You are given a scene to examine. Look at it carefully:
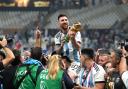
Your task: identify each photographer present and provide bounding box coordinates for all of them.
[119,47,128,89]
[105,49,126,89]
[0,37,15,70]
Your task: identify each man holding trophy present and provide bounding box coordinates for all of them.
[54,14,82,81]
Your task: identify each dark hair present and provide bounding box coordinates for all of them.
[58,14,67,20]
[31,47,42,61]
[112,49,122,61]
[41,54,48,66]
[11,49,21,66]
[0,51,6,59]
[81,48,95,59]
[98,49,110,55]
[51,51,57,56]
[51,51,63,56]
[61,56,72,63]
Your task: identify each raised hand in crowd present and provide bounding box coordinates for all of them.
[35,26,42,47]
[0,37,15,69]
[119,46,128,89]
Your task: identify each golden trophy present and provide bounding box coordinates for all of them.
[64,22,81,42]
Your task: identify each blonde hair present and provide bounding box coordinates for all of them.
[48,55,61,79]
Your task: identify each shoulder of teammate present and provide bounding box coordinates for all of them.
[54,31,62,45]
[75,31,82,43]
[55,31,62,38]
[76,31,81,36]
[94,64,106,82]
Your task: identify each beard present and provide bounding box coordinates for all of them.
[61,24,68,30]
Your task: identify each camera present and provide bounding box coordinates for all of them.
[118,39,128,65]
[124,39,128,52]
[0,35,13,43]
[0,35,13,49]
[118,39,128,51]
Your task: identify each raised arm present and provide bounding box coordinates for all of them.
[68,30,81,51]
[35,26,42,47]
[0,38,15,68]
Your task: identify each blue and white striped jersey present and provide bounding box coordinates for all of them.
[54,31,81,62]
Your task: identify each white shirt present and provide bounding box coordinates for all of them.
[78,63,106,88]
[121,71,128,89]
[54,31,81,62]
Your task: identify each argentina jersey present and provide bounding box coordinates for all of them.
[79,63,106,88]
[54,31,81,62]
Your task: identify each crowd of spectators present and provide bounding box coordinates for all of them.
[23,24,128,54]
[0,12,128,89]
[0,0,127,9]
[83,19,128,50]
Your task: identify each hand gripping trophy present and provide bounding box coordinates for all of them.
[64,22,81,42]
